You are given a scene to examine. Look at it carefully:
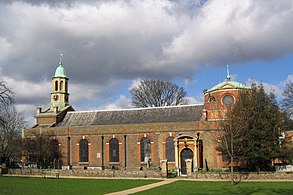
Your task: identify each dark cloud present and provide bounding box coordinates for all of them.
[1,0,293,124]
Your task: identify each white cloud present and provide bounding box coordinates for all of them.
[99,95,132,110]
[162,0,293,67]
[128,78,142,91]
[0,0,292,125]
[3,76,51,105]
[186,96,203,105]
[246,74,293,100]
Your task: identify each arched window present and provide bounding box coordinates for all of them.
[109,138,119,162]
[60,80,63,91]
[55,80,58,91]
[79,139,88,162]
[166,136,175,162]
[65,81,68,92]
[140,137,151,162]
[27,140,36,164]
[50,139,59,162]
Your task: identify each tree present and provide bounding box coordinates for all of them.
[130,80,188,107]
[217,84,284,175]
[0,80,26,166]
[0,81,14,109]
[282,80,293,118]
[0,106,26,164]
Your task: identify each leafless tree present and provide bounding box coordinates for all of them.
[130,80,188,107]
[0,81,14,109]
[0,106,26,163]
[282,80,293,118]
[0,80,26,165]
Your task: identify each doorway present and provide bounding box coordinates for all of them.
[180,148,193,175]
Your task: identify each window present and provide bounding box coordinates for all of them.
[109,138,119,162]
[222,94,234,106]
[166,137,175,162]
[79,139,88,162]
[27,140,36,163]
[60,80,63,91]
[208,96,215,102]
[65,81,68,92]
[140,137,151,162]
[55,80,58,91]
[49,139,59,162]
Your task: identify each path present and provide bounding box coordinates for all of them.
[104,179,175,195]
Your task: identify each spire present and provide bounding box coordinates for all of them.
[54,54,67,78]
[59,53,64,66]
[226,64,231,81]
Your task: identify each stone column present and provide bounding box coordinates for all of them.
[185,159,192,177]
[194,142,198,171]
[174,142,179,176]
[160,160,167,177]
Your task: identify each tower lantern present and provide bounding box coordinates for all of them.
[50,54,69,111]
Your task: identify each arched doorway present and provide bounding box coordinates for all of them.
[180,148,193,175]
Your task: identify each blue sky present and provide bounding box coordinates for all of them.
[0,0,292,125]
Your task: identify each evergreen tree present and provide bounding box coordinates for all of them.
[218,84,284,172]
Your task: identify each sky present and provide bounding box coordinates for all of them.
[0,0,292,126]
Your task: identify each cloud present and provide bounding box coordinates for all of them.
[162,0,293,67]
[1,0,293,125]
[246,74,293,100]
[99,95,132,110]
[1,0,293,85]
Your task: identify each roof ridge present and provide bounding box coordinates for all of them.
[66,104,204,114]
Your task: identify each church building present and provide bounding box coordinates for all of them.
[23,57,251,176]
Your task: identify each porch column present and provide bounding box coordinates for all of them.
[174,141,179,176]
[194,141,198,171]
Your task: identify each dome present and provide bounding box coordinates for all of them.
[206,81,251,93]
[54,65,67,78]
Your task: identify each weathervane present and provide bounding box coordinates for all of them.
[59,53,64,66]
[226,64,231,81]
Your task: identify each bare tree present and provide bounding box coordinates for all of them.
[0,81,14,109]
[130,80,188,107]
[282,80,293,118]
[0,80,26,166]
[0,106,26,163]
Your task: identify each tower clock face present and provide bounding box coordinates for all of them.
[222,94,234,106]
[53,95,59,101]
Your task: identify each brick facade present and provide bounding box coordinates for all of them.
[23,65,252,175]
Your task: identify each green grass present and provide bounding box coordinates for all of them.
[2,176,293,195]
[0,176,160,195]
[135,180,293,195]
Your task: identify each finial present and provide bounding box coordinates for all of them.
[59,53,64,66]
[226,65,231,81]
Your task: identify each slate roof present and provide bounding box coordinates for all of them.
[57,104,203,127]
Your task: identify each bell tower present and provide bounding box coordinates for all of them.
[50,54,69,111]
[35,54,74,126]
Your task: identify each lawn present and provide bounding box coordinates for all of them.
[0,176,160,195]
[135,180,293,195]
[1,176,293,195]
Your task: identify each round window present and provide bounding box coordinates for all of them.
[209,96,215,102]
[222,94,234,106]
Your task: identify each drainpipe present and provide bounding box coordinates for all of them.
[102,135,105,170]
[124,135,127,169]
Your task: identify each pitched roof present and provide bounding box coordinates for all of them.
[57,104,203,127]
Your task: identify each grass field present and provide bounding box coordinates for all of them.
[135,180,293,195]
[1,176,293,195]
[0,176,159,194]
